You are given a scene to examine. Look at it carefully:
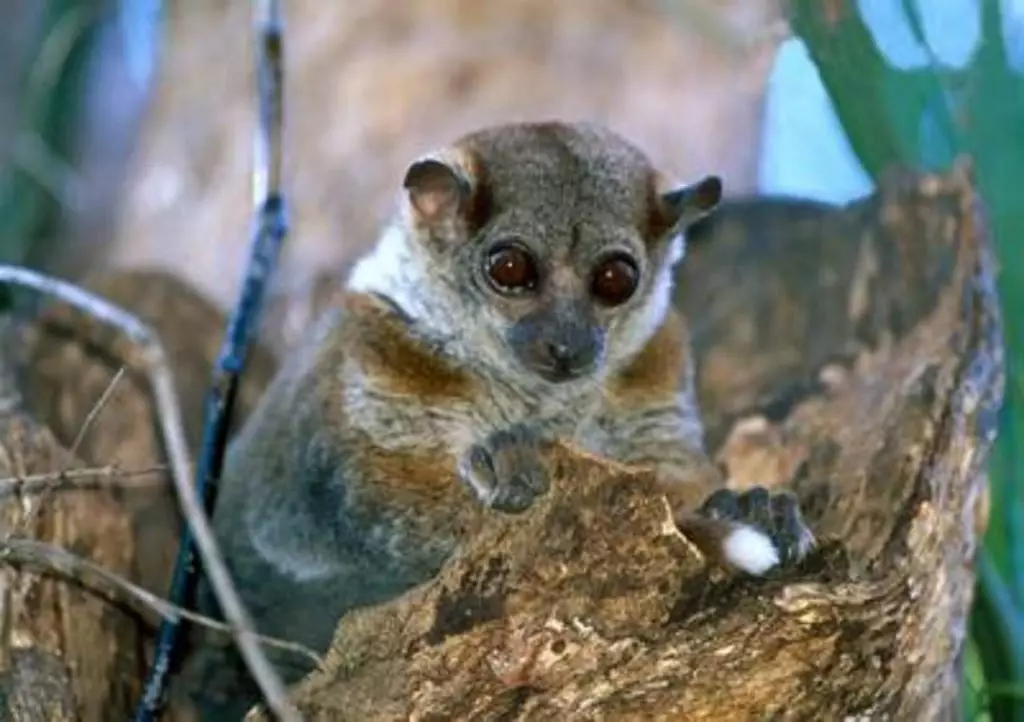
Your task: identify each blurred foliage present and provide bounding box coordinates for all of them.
[789,0,1024,720]
[0,1,101,270]
[0,0,161,312]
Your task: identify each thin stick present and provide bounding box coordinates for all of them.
[69,366,126,456]
[0,536,323,668]
[14,366,129,537]
[0,571,10,673]
[0,464,167,497]
[0,264,297,720]
[136,0,293,719]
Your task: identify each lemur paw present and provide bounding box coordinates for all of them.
[698,486,815,574]
[458,423,550,514]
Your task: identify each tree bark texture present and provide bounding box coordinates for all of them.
[0,413,144,721]
[7,271,277,596]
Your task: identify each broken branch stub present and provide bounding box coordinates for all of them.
[246,163,1003,721]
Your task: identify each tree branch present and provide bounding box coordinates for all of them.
[0,537,322,668]
[137,0,293,717]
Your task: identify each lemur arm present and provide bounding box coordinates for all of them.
[594,313,813,574]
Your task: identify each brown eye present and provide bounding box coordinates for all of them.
[486,244,539,294]
[590,253,639,307]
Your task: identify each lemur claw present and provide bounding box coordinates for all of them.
[699,486,815,569]
[459,423,550,514]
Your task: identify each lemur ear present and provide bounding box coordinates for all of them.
[402,151,474,225]
[659,174,723,234]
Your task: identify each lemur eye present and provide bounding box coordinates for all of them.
[590,253,639,307]
[486,243,539,294]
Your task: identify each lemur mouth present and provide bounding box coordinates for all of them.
[534,362,593,384]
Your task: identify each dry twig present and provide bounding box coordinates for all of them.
[0,464,167,498]
[138,0,296,718]
[0,536,323,668]
[69,366,126,457]
[13,366,127,538]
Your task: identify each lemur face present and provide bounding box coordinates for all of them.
[399,121,722,383]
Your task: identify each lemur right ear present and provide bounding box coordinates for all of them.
[659,174,723,234]
[402,151,474,225]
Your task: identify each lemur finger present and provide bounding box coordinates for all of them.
[457,444,499,503]
[459,424,550,514]
[736,486,773,529]
[488,427,548,496]
[461,452,537,515]
[769,491,816,564]
[768,489,801,531]
[698,488,741,521]
[489,476,542,514]
[689,486,815,573]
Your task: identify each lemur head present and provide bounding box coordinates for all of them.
[348,121,721,384]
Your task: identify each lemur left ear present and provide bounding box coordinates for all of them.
[659,174,723,235]
[402,148,475,225]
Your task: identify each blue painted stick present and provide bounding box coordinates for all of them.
[132,1,289,719]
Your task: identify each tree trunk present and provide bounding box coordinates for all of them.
[0,413,144,721]
[246,161,1003,721]
[0,271,277,722]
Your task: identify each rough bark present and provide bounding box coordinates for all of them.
[678,165,990,458]
[240,162,1002,721]
[0,271,278,721]
[0,413,143,721]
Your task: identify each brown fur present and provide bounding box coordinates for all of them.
[608,309,689,403]
[452,146,493,235]
[341,293,478,403]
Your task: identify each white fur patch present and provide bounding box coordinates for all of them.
[346,224,475,355]
[347,225,418,307]
[613,233,686,364]
[722,524,780,575]
[667,233,685,267]
[627,263,674,352]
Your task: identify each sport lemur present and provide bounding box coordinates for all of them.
[175,121,815,720]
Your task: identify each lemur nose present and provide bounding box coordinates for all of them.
[547,342,574,367]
